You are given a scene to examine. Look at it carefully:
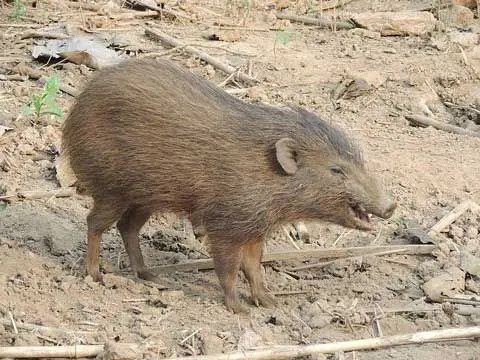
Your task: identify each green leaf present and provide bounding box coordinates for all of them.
[0,202,7,210]
[44,74,61,95]
[24,74,63,119]
[8,0,26,20]
[43,104,63,117]
[275,30,291,46]
[23,104,33,115]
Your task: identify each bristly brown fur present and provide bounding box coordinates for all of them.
[62,58,394,312]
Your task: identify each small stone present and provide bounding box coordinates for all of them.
[185,57,200,68]
[383,48,397,54]
[102,342,141,360]
[37,159,53,169]
[161,290,184,303]
[40,125,61,142]
[201,65,216,79]
[454,0,478,8]
[414,319,439,329]
[437,241,451,255]
[103,273,135,289]
[377,262,393,275]
[448,30,479,49]
[238,328,264,351]
[349,28,381,39]
[439,5,474,26]
[466,277,480,294]
[308,314,331,329]
[449,224,464,239]
[201,333,224,355]
[351,11,437,36]
[247,86,269,103]
[423,267,465,302]
[0,237,15,248]
[466,226,478,238]
[17,143,34,155]
[464,120,480,132]
[351,284,365,293]
[301,326,312,338]
[310,354,328,360]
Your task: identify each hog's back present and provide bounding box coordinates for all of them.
[62,59,274,213]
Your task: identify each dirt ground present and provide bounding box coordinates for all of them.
[1,0,480,359]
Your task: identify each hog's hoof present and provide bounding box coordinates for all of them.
[225,298,249,314]
[252,292,276,309]
[86,270,103,284]
[137,269,158,282]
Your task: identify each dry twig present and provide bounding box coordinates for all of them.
[0,319,95,336]
[428,200,480,237]
[20,31,70,40]
[287,248,409,272]
[276,13,355,30]
[145,28,257,84]
[405,114,480,139]
[317,0,356,11]
[18,188,76,199]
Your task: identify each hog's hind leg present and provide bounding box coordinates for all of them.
[117,206,156,281]
[87,199,126,282]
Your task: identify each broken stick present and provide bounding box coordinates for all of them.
[317,0,356,11]
[288,248,409,272]
[125,0,192,21]
[20,31,70,40]
[149,244,435,273]
[0,344,105,358]
[0,319,95,336]
[18,188,76,200]
[276,13,355,30]
[165,326,480,360]
[406,114,480,139]
[145,28,257,84]
[428,200,480,237]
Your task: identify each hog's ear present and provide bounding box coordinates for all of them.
[275,138,298,175]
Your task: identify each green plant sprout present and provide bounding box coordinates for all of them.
[8,0,26,20]
[273,29,294,64]
[24,74,64,121]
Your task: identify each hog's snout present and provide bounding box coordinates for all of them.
[378,197,396,219]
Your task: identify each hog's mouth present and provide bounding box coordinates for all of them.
[348,203,373,231]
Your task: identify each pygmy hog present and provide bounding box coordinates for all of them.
[62,58,396,313]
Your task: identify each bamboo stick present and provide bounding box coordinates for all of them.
[164,326,480,360]
[149,245,435,273]
[0,345,104,358]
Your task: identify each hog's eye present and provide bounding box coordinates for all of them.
[330,165,345,176]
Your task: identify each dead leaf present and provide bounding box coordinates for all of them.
[32,37,127,69]
[460,251,480,277]
[0,126,13,137]
[55,155,77,188]
[423,267,465,302]
[203,30,241,42]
